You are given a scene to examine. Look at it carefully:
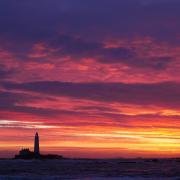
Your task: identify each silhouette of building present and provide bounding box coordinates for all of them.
[34,132,40,155]
[15,132,64,160]
[19,148,32,156]
[16,148,34,159]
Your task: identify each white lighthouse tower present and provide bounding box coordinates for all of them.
[34,132,40,155]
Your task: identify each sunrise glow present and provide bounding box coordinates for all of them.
[0,0,180,159]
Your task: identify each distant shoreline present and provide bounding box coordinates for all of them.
[0,157,179,161]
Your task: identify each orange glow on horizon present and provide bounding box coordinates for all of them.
[0,116,179,158]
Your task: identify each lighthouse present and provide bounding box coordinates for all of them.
[34,132,40,155]
[15,132,64,159]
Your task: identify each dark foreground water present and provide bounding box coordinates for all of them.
[0,159,179,179]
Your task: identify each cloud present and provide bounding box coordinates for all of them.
[0,91,61,117]
[0,0,180,159]
[0,120,58,129]
[3,81,180,109]
[0,65,14,79]
[125,56,173,70]
[75,105,118,113]
[35,34,173,70]
[0,0,179,77]
[0,90,107,118]
[0,0,179,44]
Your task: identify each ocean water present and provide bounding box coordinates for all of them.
[0,159,179,179]
[0,176,179,180]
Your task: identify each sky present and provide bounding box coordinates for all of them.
[0,0,180,158]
